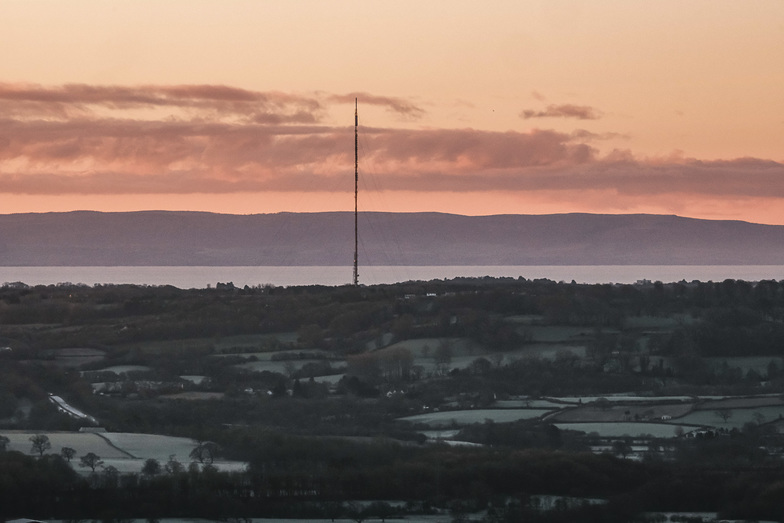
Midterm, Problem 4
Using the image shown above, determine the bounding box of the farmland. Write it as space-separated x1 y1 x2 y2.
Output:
399 408 555 428
551 422 698 439
3 277 784 520
1 430 246 474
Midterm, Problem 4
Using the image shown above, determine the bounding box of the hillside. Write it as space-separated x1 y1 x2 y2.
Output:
2 210 784 265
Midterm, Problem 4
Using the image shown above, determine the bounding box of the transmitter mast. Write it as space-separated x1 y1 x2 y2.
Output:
353 98 359 286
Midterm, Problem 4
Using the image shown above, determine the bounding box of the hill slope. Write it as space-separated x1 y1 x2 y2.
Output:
1 211 784 266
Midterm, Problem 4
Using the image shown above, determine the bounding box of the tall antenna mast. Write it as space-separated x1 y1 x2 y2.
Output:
353 98 359 286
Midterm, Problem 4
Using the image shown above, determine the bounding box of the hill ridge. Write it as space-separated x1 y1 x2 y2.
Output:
1 211 783 266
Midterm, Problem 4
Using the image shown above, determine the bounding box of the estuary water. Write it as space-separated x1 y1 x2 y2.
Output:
2 265 784 289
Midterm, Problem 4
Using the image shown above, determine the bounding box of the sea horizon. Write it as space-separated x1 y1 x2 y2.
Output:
2 265 783 289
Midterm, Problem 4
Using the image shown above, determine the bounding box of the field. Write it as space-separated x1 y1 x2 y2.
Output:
3 430 129 459
693 395 784 409
216 348 342 376
218 333 594 378
622 315 689 329
180 375 208 384
651 356 784 374
1 430 246 474
546 402 694 423
677 405 784 430
383 337 591 375
112 333 298 357
93 364 151 374
383 337 484 360
41 348 106 368
495 399 569 409
212 332 299 353
399 408 554 428
547 395 694 403
233 359 302 374
159 392 225 400
400 393 784 443
703 356 784 375
513 343 588 360
524 325 599 342
553 422 701 438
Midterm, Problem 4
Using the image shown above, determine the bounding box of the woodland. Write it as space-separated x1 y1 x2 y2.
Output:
2 276 784 521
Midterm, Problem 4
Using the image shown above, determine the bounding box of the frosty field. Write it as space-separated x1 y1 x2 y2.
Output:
399 408 554 428
0 430 246 474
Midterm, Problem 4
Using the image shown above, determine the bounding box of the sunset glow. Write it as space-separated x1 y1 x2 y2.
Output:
2 1 783 223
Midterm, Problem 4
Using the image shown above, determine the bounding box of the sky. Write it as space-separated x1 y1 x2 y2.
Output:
2 0 784 223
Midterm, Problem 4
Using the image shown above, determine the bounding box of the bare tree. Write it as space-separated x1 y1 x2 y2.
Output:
714 410 733 423
29 434 51 457
79 452 104 472
61 446 76 462
189 441 220 464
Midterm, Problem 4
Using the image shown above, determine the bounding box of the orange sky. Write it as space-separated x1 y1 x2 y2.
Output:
1 1 783 223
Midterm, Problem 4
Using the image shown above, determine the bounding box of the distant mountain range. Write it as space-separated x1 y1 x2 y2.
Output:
1 210 784 266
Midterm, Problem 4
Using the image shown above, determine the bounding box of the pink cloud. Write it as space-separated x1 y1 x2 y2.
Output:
0 83 325 123
1 83 782 212
330 92 424 119
363 128 595 171
521 103 602 120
